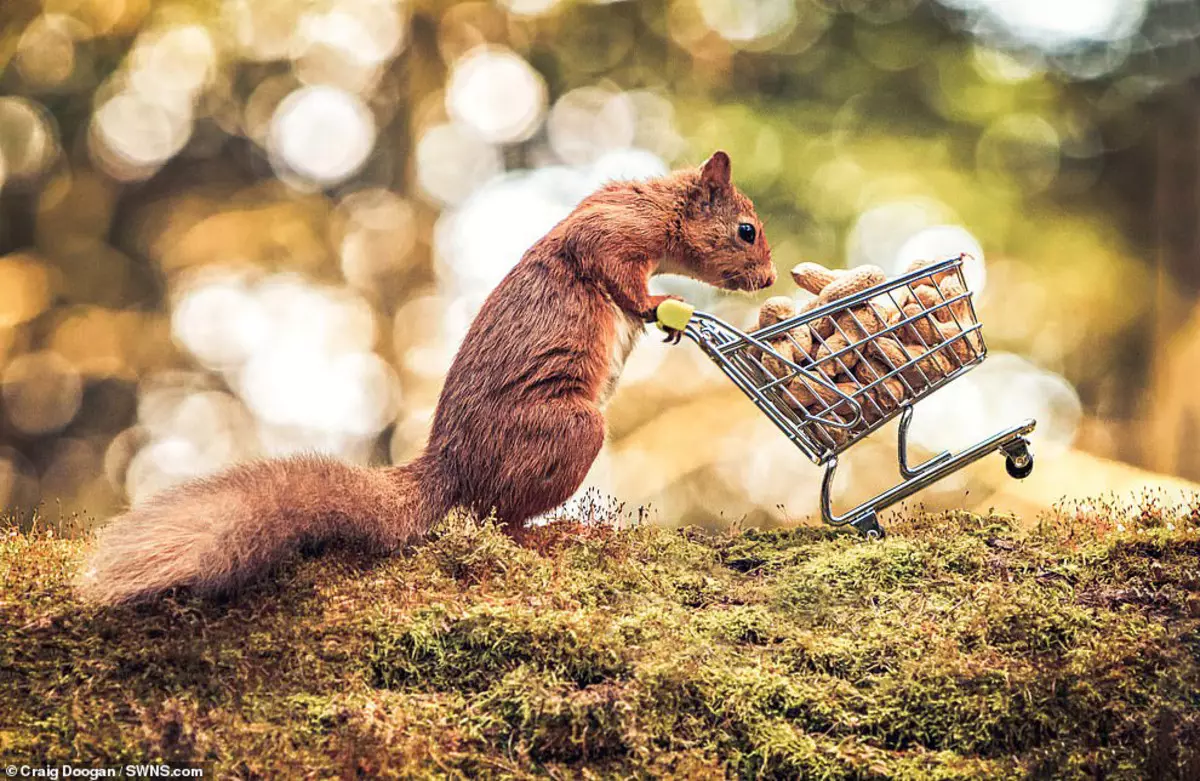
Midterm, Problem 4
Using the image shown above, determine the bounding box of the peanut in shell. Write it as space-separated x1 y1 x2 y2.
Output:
898 341 955 385
852 359 904 420
785 324 814 358
899 302 942 347
817 265 886 305
761 346 797 381
784 370 841 409
867 337 926 391
799 296 836 339
835 298 897 340
935 277 972 324
790 263 842 295
757 296 797 329
904 258 955 287
812 332 861 380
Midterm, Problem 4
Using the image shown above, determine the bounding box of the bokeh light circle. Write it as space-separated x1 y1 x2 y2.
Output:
337 189 418 286
172 276 272 370
696 0 797 45
268 85 376 186
16 14 80 90
548 87 636 165
0 447 40 516
416 123 503 206
129 25 217 101
2 351 83 435
0 253 55 327
847 198 959 273
291 0 406 94
497 0 562 16
956 0 1148 53
446 46 547 144
908 352 1080 456
586 148 669 188
90 91 192 179
436 170 578 299
977 114 1061 194
0 97 59 183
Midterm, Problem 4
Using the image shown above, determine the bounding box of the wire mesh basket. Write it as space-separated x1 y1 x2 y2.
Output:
655 254 1037 538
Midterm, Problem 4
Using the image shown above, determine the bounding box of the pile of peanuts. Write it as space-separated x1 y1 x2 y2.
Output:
751 258 982 447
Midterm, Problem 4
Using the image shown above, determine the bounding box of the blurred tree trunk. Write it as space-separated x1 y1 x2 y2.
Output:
1147 82 1200 478
1153 84 1200 329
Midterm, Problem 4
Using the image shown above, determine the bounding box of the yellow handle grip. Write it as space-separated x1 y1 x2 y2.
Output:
655 299 695 332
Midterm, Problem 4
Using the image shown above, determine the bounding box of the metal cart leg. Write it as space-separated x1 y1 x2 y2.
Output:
898 405 951 479
820 416 1037 537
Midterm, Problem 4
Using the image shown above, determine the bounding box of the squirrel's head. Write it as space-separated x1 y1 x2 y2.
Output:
672 151 776 292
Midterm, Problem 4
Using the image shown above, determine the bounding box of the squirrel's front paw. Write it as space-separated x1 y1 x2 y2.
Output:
641 294 683 323
642 295 686 344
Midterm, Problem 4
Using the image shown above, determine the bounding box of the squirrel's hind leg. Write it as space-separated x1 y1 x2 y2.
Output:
479 400 605 529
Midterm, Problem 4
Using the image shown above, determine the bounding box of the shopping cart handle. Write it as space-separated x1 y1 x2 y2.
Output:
655 299 695 332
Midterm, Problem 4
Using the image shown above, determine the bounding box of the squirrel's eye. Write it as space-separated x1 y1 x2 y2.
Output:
737 223 757 244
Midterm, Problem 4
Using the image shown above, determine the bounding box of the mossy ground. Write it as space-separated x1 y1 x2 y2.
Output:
3 495 1200 779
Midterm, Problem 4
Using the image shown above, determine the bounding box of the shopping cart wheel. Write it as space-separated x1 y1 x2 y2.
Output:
1003 441 1034 480
853 512 886 540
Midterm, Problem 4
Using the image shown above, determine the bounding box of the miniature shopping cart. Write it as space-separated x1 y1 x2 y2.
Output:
654 254 1036 538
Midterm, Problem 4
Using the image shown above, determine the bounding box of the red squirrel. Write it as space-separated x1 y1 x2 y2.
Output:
76 151 775 604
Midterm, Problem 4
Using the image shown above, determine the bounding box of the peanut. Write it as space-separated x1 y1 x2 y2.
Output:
887 287 916 311
934 277 971 324
912 279 972 326
899 286 979 367
873 295 904 326
761 256 988 448
790 262 842 295
833 381 864 421
912 284 942 316
817 265 886 305
760 340 798 380
834 297 898 340
756 296 796 329
904 258 955 287
809 382 865 449
936 319 980 366
784 370 841 409
752 296 801 377
896 341 955 386
852 359 904 421
866 337 925 391
812 332 861 380
813 418 849 449
787 324 814 358
933 277 984 354
899 302 942 347
902 278 981 366
754 296 819 374
799 295 835 340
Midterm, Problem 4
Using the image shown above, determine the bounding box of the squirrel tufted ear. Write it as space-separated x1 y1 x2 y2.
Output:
700 151 731 190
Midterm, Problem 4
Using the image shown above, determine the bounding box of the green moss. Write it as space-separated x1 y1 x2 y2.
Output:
3 506 1200 778
368 604 630 691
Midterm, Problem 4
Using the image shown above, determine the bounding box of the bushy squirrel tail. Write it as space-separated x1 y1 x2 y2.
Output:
75 453 452 605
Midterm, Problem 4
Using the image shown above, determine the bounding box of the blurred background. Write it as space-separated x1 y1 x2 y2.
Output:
2 0 1200 531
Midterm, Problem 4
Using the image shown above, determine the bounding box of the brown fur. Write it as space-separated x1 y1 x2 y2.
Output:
76 151 775 604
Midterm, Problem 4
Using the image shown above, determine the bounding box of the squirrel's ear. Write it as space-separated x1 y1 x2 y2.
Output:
700 151 731 190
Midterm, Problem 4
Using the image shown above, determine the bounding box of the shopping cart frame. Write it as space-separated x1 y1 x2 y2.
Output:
656 255 1036 538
